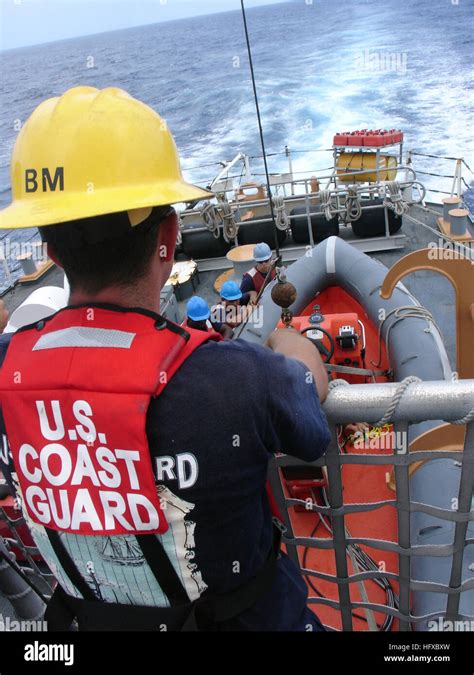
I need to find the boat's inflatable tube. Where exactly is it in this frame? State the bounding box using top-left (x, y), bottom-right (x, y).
top-left (239, 236), bottom-right (451, 394)
top-left (239, 236), bottom-right (467, 630)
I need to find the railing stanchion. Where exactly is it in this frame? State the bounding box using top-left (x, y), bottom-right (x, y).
top-left (325, 427), bottom-right (353, 631)
top-left (266, 458), bottom-right (300, 571)
top-left (393, 421), bottom-right (412, 631)
top-left (446, 421), bottom-right (474, 621)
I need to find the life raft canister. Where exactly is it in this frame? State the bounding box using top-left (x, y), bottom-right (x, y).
top-left (0, 305), bottom-right (220, 537)
top-left (336, 152), bottom-right (398, 183)
top-left (333, 129), bottom-right (404, 148)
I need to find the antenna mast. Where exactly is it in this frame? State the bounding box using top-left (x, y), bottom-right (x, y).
top-left (240, 0), bottom-right (281, 260)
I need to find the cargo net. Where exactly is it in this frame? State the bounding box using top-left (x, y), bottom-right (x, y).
top-left (0, 499), bottom-right (54, 622)
top-left (268, 378), bottom-right (474, 632)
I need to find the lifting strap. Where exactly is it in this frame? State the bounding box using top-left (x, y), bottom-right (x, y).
top-left (324, 363), bottom-right (390, 378)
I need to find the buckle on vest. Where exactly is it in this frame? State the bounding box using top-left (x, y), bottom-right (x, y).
top-left (154, 319), bottom-right (167, 331)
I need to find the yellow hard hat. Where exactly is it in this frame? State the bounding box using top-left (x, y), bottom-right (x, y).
top-left (0, 86), bottom-right (212, 230)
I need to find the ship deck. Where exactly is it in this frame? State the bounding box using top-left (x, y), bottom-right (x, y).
top-left (1, 200), bottom-right (473, 628)
top-left (1, 203), bottom-right (461, 369)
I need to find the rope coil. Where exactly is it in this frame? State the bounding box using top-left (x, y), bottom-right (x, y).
top-left (372, 305), bottom-right (438, 371)
top-left (320, 190), bottom-right (338, 222)
top-left (176, 212), bottom-right (184, 246)
top-left (383, 181), bottom-right (410, 216)
top-left (217, 197), bottom-right (239, 243)
top-left (201, 202), bottom-right (221, 239)
top-left (344, 186), bottom-right (362, 222)
top-left (272, 195), bottom-right (290, 231)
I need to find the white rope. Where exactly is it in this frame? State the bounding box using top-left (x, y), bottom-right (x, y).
top-left (320, 190), bottom-right (338, 222)
top-left (450, 409), bottom-right (474, 425)
top-left (217, 197), bottom-right (239, 243)
top-left (372, 306), bottom-right (440, 370)
top-left (201, 202), bottom-right (221, 239)
top-left (176, 213), bottom-right (184, 246)
top-left (376, 376), bottom-right (421, 426)
top-left (344, 186), bottom-right (362, 222)
top-left (383, 181), bottom-right (410, 216)
top-left (272, 195), bottom-right (290, 231)
top-left (328, 378), bottom-right (348, 392)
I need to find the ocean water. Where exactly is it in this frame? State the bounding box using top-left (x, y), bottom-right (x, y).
top-left (0, 0), bottom-right (473, 290)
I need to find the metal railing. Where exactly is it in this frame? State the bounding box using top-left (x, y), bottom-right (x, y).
top-left (267, 379), bottom-right (474, 631)
top-left (181, 168), bottom-right (422, 253)
top-left (186, 146), bottom-right (472, 205)
top-left (182, 146), bottom-right (468, 255)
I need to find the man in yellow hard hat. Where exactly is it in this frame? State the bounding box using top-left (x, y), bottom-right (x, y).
top-left (0, 87), bottom-right (330, 631)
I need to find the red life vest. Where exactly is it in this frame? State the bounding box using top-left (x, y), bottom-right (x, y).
top-left (242, 267), bottom-right (276, 295)
top-left (0, 305), bottom-right (220, 538)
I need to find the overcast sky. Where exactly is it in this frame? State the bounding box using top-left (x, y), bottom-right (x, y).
top-left (0, 0), bottom-right (288, 50)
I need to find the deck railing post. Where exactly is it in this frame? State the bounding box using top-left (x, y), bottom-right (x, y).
top-left (393, 421), bottom-right (412, 631)
top-left (324, 428), bottom-right (353, 631)
top-left (266, 458), bottom-right (301, 571)
top-left (446, 420), bottom-right (474, 621)
top-left (285, 145), bottom-right (295, 196)
top-left (304, 190), bottom-right (315, 249)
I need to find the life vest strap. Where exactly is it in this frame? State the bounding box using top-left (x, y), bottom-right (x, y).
top-left (45, 526), bottom-right (190, 608)
top-left (45, 529), bottom-right (97, 602)
top-left (45, 527), bottom-right (282, 631)
top-left (135, 534), bottom-right (189, 606)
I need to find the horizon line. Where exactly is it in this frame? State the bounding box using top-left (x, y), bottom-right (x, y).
top-left (0, 2), bottom-right (289, 53)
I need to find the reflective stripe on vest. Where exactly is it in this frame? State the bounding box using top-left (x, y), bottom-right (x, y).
top-left (0, 305), bottom-right (221, 537)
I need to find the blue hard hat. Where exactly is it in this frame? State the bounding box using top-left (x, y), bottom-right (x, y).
top-left (220, 280), bottom-right (242, 301)
top-left (186, 296), bottom-right (210, 321)
top-left (253, 242), bottom-right (272, 262)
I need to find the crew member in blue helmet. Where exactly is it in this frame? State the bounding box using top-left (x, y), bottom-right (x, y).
top-left (241, 242), bottom-right (276, 297)
top-left (212, 281), bottom-right (254, 329)
top-left (185, 296), bottom-right (212, 332)
top-left (186, 296), bottom-right (232, 338)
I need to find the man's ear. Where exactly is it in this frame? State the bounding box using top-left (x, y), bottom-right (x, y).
top-left (157, 211), bottom-right (179, 263)
top-left (46, 244), bottom-right (63, 269)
